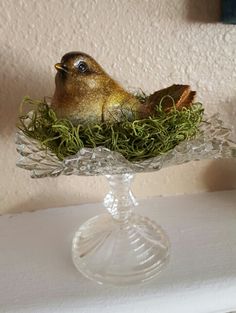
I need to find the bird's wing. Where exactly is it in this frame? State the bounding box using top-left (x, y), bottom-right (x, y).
top-left (142, 84), bottom-right (196, 117)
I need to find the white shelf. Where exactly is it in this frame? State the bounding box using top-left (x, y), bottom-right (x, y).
top-left (1, 190), bottom-right (236, 313)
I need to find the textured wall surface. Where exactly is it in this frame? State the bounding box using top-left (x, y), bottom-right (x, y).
top-left (0, 0), bottom-right (236, 214)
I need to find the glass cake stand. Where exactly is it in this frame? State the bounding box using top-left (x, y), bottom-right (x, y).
top-left (16, 115), bottom-right (236, 285)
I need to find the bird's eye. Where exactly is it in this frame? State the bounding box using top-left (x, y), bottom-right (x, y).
top-left (76, 61), bottom-right (88, 73)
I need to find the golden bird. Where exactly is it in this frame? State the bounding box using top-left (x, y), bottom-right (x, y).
top-left (51, 52), bottom-right (196, 124)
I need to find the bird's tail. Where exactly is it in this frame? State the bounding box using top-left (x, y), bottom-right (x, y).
top-left (140, 84), bottom-right (196, 118)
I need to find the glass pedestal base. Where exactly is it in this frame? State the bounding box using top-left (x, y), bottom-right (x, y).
top-left (15, 114), bottom-right (236, 285)
top-left (72, 213), bottom-right (170, 285)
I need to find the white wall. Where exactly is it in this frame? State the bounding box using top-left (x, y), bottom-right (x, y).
top-left (0, 0), bottom-right (236, 213)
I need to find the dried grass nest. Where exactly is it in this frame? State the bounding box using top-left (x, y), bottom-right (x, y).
top-left (18, 95), bottom-right (204, 162)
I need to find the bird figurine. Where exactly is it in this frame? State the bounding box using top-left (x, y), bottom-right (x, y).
top-left (51, 51), bottom-right (196, 124)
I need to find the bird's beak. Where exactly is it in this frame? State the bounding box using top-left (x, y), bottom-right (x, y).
top-left (54, 63), bottom-right (68, 73)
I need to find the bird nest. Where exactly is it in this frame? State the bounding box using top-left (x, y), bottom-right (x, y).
top-left (18, 96), bottom-right (204, 162)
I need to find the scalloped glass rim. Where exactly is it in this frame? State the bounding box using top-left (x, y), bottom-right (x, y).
top-left (16, 114), bottom-right (236, 178)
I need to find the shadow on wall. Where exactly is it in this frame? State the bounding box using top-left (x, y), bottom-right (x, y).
top-left (203, 159), bottom-right (236, 191)
top-left (4, 173), bottom-right (107, 214)
top-left (6, 187), bottom-right (104, 215)
top-left (6, 193), bottom-right (78, 214)
top-left (0, 50), bottom-right (53, 136)
top-left (186, 0), bottom-right (221, 23)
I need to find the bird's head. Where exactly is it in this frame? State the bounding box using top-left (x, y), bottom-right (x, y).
top-left (54, 51), bottom-right (111, 96)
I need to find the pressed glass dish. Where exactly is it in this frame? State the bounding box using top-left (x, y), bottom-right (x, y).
top-left (16, 114), bottom-right (236, 285)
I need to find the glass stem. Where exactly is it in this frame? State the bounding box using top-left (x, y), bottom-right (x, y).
top-left (104, 174), bottom-right (137, 222)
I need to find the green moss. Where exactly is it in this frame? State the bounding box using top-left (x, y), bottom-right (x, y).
top-left (18, 96), bottom-right (204, 162)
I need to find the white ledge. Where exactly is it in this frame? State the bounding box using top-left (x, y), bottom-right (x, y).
top-left (1, 190), bottom-right (236, 313)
